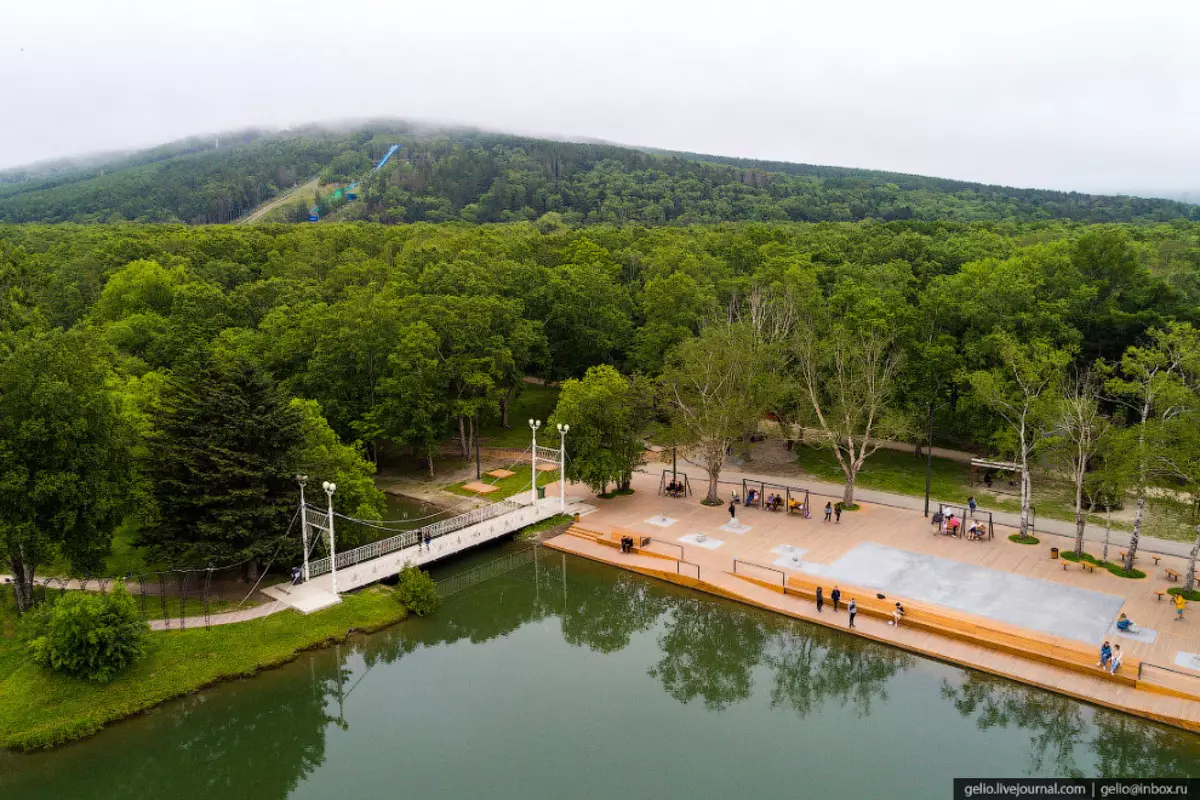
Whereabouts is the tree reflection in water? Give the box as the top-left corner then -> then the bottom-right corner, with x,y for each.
941,674 -> 1200,777
766,627 -> 913,719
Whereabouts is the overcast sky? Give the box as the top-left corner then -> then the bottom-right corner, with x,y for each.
3,0 -> 1198,197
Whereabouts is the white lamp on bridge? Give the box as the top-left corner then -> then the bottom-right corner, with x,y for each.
529,419 -> 541,507
556,423 -> 569,511
323,481 -> 338,596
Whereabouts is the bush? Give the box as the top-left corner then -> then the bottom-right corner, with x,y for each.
1060,550 -> 1146,579
24,583 -> 147,682
1167,587 -> 1200,601
395,566 -> 440,616
1008,533 -> 1040,545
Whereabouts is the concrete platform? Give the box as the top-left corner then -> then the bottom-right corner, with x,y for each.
262,583 -> 340,614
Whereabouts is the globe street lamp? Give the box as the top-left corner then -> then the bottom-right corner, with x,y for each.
556,423 -> 570,511
297,475 -> 310,581
529,419 -> 541,507
322,480 -> 338,595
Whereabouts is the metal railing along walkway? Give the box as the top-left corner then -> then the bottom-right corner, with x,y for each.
308,498 -> 526,578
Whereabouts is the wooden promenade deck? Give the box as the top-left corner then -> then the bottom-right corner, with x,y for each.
544,472 -> 1200,735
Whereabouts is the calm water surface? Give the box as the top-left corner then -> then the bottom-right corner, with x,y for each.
2,542 -> 1197,799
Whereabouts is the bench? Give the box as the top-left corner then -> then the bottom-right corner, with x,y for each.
607,528 -> 650,548
1152,555 -> 1162,566
781,574 -> 1140,685
1154,587 -> 1170,601
1165,568 -> 1180,582
1119,550 -> 1136,562
1081,562 -> 1095,573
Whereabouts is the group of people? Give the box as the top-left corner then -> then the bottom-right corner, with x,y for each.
823,501 -> 843,523
731,487 -> 808,516
814,586 -> 857,626
1098,641 -> 1124,674
664,480 -> 685,498
619,535 -> 636,553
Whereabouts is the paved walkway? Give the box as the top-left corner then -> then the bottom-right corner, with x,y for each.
670,464 -> 1197,559
147,601 -> 284,631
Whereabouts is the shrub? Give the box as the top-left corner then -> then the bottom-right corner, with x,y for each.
395,566 -> 440,616
1008,533 -> 1041,545
1060,550 -> 1146,579
1168,587 -> 1200,601
24,583 -> 147,682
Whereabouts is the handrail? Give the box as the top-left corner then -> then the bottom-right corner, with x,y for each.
677,560 -> 700,580
651,539 -> 684,559
732,558 -> 786,587
1139,660 -> 1200,683
308,497 -> 526,577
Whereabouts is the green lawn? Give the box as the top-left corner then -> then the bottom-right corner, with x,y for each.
790,446 -> 1150,534
446,464 -> 559,501
793,446 -> 971,501
0,585 -> 407,750
477,385 -> 560,449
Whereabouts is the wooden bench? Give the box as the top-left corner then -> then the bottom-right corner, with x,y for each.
1119,550 -> 1136,562
1165,568 -> 1180,582
782,574 -> 1140,685
1151,555 -> 1162,566
606,528 -> 650,548
1154,587 -> 1170,601
1081,562 -> 1095,573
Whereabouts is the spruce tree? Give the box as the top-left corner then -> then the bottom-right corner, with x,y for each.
144,349 -> 303,572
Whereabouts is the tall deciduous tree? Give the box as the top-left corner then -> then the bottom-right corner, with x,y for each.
1107,323 -> 1199,570
970,334 -> 1071,539
0,330 -> 135,612
662,322 -> 775,505
143,349 -> 303,572
549,365 -> 651,495
1045,372 -> 1110,557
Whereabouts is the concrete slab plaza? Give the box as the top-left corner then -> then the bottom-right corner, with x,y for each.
552,468 -> 1200,688
808,542 -> 1124,644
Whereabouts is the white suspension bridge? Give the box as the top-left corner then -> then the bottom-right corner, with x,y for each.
265,420 -> 590,613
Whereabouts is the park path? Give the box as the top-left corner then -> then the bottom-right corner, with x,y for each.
146,600 -> 284,630
659,463 -> 1197,558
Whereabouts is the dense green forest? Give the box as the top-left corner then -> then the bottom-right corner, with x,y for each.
3,218 -> 1200,609
2,125 -> 1197,225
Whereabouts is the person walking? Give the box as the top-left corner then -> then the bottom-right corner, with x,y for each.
824,502 -> 833,523
424,531 -> 432,549
1175,592 -> 1187,621
834,502 -> 843,524
831,585 -> 841,613
848,598 -> 857,628
729,501 -> 736,521
816,586 -> 824,613
968,496 -> 978,518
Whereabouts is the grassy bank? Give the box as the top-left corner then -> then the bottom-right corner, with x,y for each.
0,586 -> 407,750
446,463 -> 558,501
477,385 -> 560,449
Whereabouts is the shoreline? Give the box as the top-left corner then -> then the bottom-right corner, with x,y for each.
545,528 -> 1200,736
0,587 -> 409,752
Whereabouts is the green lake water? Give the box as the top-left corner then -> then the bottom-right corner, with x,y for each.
1,541 -> 1197,798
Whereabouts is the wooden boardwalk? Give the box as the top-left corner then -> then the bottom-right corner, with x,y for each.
546,471 -> 1200,734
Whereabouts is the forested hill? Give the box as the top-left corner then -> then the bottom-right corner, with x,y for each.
1,123 -> 1196,225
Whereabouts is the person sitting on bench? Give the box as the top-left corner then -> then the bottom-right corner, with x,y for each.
890,602 -> 905,626
731,488 -> 740,504
746,488 -> 759,506
1115,613 -> 1135,632
945,515 -> 961,536
788,496 -> 800,513
620,535 -> 632,553
967,522 -> 985,540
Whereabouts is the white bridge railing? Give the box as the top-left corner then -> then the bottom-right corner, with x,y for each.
308,497 -> 527,578
534,445 -> 561,465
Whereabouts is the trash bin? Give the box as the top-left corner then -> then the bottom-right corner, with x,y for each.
1050,547 -> 1059,559
537,486 -> 546,499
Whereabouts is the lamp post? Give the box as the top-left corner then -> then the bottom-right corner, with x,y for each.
556,423 -> 570,511
924,401 -> 948,518
529,419 -> 541,506
323,481 -> 338,595
297,475 -> 310,582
